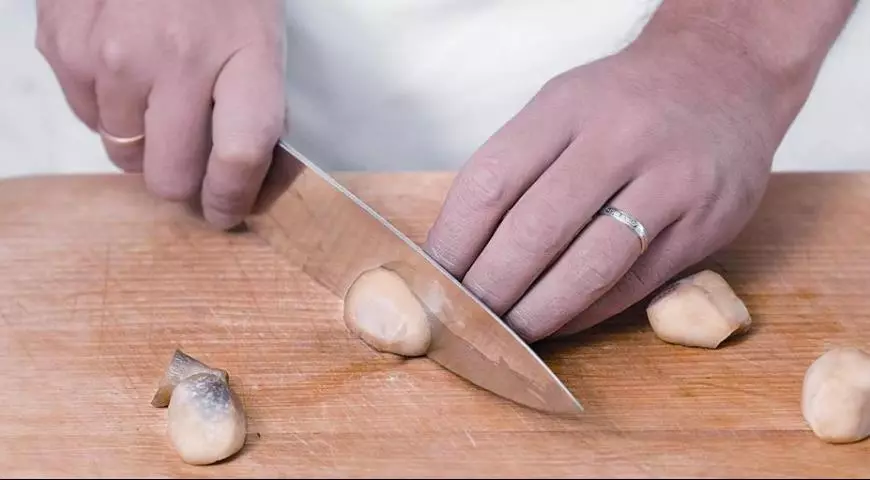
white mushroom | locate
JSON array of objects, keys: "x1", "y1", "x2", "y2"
[
  {"x1": 343, "y1": 266, "x2": 432, "y2": 357},
  {"x1": 151, "y1": 349, "x2": 228, "y2": 408},
  {"x1": 802, "y1": 346, "x2": 870, "y2": 444},
  {"x1": 167, "y1": 372, "x2": 247, "y2": 465},
  {"x1": 646, "y1": 269, "x2": 752, "y2": 349},
  {"x1": 150, "y1": 349, "x2": 247, "y2": 465}
]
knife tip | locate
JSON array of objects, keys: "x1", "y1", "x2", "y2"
[
  {"x1": 559, "y1": 397, "x2": 585, "y2": 417},
  {"x1": 548, "y1": 380, "x2": 585, "y2": 416}
]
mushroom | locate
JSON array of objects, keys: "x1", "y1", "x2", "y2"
[
  {"x1": 646, "y1": 269, "x2": 752, "y2": 349},
  {"x1": 802, "y1": 346, "x2": 870, "y2": 444},
  {"x1": 167, "y1": 372, "x2": 248, "y2": 465},
  {"x1": 343, "y1": 266, "x2": 432, "y2": 357},
  {"x1": 151, "y1": 349, "x2": 228, "y2": 408},
  {"x1": 151, "y1": 349, "x2": 247, "y2": 465}
]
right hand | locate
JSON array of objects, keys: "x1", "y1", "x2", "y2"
[{"x1": 35, "y1": 0, "x2": 291, "y2": 229}]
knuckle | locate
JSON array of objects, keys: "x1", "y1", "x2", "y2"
[
  {"x1": 34, "y1": 31, "x2": 54, "y2": 58},
  {"x1": 535, "y1": 71, "x2": 582, "y2": 113},
  {"x1": 171, "y1": 35, "x2": 195, "y2": 60},
  {"x1": 455, "y1": 157, "x2": 510, "y2": 211},
  {"x1": 577, "y1": 250, "x2": 622, "y2": 297},
  {"x1": 539, "y1": 70, "x2": 575, "y2": 96},
  {"x1": 216, "y1": 139, "x2": 272, "y2": 171},
  {"x1": 98, "y1": 38, "x2": 134, "y2": 76},
  {"x1": 56, "y1": 41, "x2": 84, "y2": 68},
  {"x1": 673, "y1": 157, "x2": 720, "y2": 207},
  {"x1": 168, "y1": 35, "x2": 204, "y2": 67},
  {"x1": 46, "y1": 37, "x2": 91, "y2": 75},
  {"x1": 506, "y1": 205, "x2": 564, "y2": 256}
]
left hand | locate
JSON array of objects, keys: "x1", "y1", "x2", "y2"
[
  {"x1": 35, "y1": 0, "x2": 290, "y2": 230},
  {"x1": 423, "y1": 25, "x2": 803, "y2": 343}
]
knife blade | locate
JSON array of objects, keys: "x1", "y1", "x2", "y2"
[{"x1": 256, "y1": 140, "x2": 583, "y2": 416}]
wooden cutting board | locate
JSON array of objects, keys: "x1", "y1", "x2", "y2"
[{"x1": 1, "y1": 170, "x2": 869, "y2": 478}]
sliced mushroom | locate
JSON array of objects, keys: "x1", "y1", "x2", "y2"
[
  {"x1": 150, "y1": 349, "x2": 247, "y2": 465},
  {"x1": 802, "y1": 346, "x2": 870, "y2": 444},
  {"x1": 343, "y1": 266, "x2": 432, "y2": 357},
  {"x1": 646, "y1": 269, "x2": 752, "y2": 349},
  {"x1": 168, "y1": 372, "x2": 247, "y2": 465},
  {"x1": 151, "y1": 349, "x2": 228, "y2": 408}
]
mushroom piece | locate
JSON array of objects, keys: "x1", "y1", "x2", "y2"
[
  {"x1": 150, "y1": 349, "x2": 247, "y2": 465},
  {"x1": 343, "y1": 266, "x2": 432, "y2": 357},
  {"x1": 646, "y1": 269, "x2": 752, "y2": 349},
  {"x1": 168, "y1": 372, "x2": 248, "y2": 465},
  {"x1": 151, "y1": 349, "x2": 228, "y2": 408},
  {"x1": 802, "y1": 346, "x2": 870, "y2": 444}
]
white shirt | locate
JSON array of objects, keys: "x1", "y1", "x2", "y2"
[
  {"x1": 281, "y1": 0, "x2": 662, "y2": 171},
  {"x1": 280, "y1": 0, "x2": 870, "y2": 173}
]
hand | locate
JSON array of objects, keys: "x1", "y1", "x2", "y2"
[
  {"x1": 35, "y1": 0, "x2": 289, "y2": 229},
  {"x1": 423, "y1": 22, "x2": 808, "y2": 343}
]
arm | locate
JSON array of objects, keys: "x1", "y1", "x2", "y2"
[{"x1": 632, "y1": 0, "x2": 857, "y2": 122}]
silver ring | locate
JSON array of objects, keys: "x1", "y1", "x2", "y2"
[
  {"x1": 598, "y1": 205, "x2": 649, "y2": 254},
  {"x1": 98, "y1": 125, "x2": 145, "y2": 146}
]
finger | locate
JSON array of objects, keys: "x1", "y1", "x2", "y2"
[
  {"x1": 142, "y1": 71, "x2": 214, "y2": 202},
  {"x1": 423, "y1": 90, "x2": 576, "y2": 277},
  {"x1": 47, "y1": 65, "x2": 100, "y2": 132},
  {"x1": 503, "y1": 170, "x2": 686, "y2": 342},
  {"x1": 250, "y1": 142, "x2": 304, "y2": 215},
  {"x1": 550, "y1": 221, "x2": 697, "y2": 339},
  {"x1": 94, "y1": 61, "x2": 150, "y2": 172},
  {"x1": 202, "y1": 47, "x2": 285, "y2": 230},
  {"x1": 35, "y1": 0, "x2": 100, "y2": 130},
  {"x1": 459, "y1": 139, "x2": 635, "y2": 315}
]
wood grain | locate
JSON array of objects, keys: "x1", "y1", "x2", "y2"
[{"x1": 0, "y1": 171, "x2": 869, "y2": 478}]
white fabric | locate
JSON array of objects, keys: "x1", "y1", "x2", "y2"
[
  {"x1": 280, "y1": 0, "x2": 870, "y2": 172},
  {"x1": 282, "y1": 0, "x2": 661, "y2": 171}
]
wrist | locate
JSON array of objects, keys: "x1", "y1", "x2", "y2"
[{"x1": 626, "y1": 1, "x2": 855, "y2": 125}]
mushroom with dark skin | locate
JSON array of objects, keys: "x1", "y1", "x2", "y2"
[{"x1": 150, "y1": 349, "x2": 247, "y2": 465}]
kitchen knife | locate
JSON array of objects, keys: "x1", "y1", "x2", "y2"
[{"x1": 256, "y1": 140, "x2": 583, "y2": 416}]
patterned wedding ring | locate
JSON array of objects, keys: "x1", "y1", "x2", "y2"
[{"x1": 598, "y1": 205, "x2": 649, "y2": 254}]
